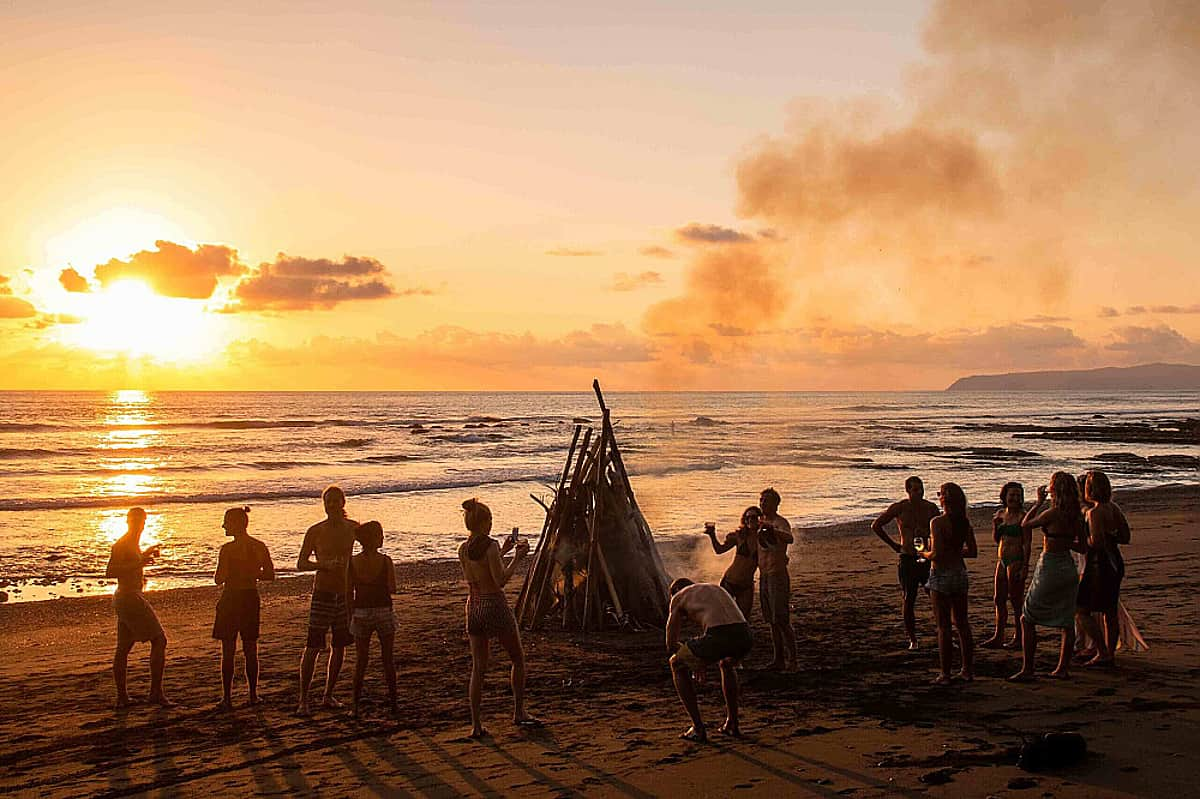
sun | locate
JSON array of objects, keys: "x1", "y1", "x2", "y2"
[{"x1": 64, "y1": 279, "x2": 215, "y2": 361}]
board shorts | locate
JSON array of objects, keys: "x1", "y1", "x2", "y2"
[
  {"x1": 927, "y1": 564, "x2": 969, "y2": 596},
  {"x1": 114, "y1": 591, "x2": 165, "y2": 643},
  {"x1": 759, "y1": 570, "x2": 791, "y2": 625},
  {"x1": 719, "y1": 577, "x2": 754, "y2": 614},
  {"x1": 307, "y1": 590, "x2": 354, "y2": 649},
  {"x1": 1023, "y1": 552, "x2": 1079, "y2": 629},
  {"x1": 465, "y1": 593, "x2": 518, "y2": 639},
  {"x1": 898, "y1": 554, "x2": 931, "y2": 602},
  {"x1": 212, "y1": 587, "x2": 261, "y2": 642},
  {"x1": 675, "y1": 623, "x2": 753, "y2": 670},
  {"x1": 352, "y1": 606, "x2": 397, "y2": 638},
  {"x1": 1077, "y1": 547, "x2": 1124, "y2": 614}
]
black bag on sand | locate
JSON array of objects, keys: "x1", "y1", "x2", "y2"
[{"x1": 1018, "y1": 732, "x2": 1088, "y2": 772}]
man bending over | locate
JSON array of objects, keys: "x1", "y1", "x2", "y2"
[{"x1": 666, "y1": 578, "x2": 753, "y2": 743}]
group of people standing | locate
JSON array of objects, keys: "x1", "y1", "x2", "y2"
[
  {"x1": 867, "y1": 470, "x2": 1137, "y2": 685},
  {"x1": 103, "y1": 469, "x2": 1140, "y2": 743}
]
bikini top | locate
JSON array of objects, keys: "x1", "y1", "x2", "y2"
[
  {"x1": 998, "y1": 523, "x2": 1023, "y2": 538},
  {"x1": 351, "y1": 558, "x2": 392, "y2": 608}
]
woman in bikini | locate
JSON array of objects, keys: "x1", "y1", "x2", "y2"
[
  {"x1": 703, "y1": 506, "x2": 761, "y2": 619},
  {"x1": 1076, "y1": 470, "x2": 1130, "y2": 667},
  {"x1": 981, "y1": 482, "x2": 1031, "y2": 650},
  {"x1": 922, "y1": 482, "x2": 978, "y2": 685},
  {"x1": 348, "y1": 521, "x2": 397, "y2": 718},
  {"x1": 458, "y1": 498, "x2": 539, "y2": 738},
  {"x1": 1009, "y1": 471, "x2": 1087, "y2": 682}
]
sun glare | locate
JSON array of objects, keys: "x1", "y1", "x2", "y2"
[
  {"x1": 44, "y1": 207, "x2": 187, "y2": 268},
  {"x1": 65, "y1": 279, "x2": 214, "y2": 361}
]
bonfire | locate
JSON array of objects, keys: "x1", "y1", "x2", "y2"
[{"x1": 514, "y1": 381, "x2": 671, "y2": 632}]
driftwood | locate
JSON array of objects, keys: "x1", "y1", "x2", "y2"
[{"x1": 515, "y1": 381, "x2": 670, "y2": 632}]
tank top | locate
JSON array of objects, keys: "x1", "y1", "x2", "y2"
[{"x1": 351, "y1": 558, "x2": 392, "y2": 608}]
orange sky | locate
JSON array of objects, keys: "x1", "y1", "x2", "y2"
[{"x1": 2, "y1": 1, "x2": 1197, "y2": 390}]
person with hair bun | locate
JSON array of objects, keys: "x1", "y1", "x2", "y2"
[
  {"x1": 348, "y1": 520, "x2": 397, "y2": 718},
  {"x1": 213, "y1": 506, "x2": 274, "y2": 709},
  {"x1": 457, "y1": 498, "x2": 539, "y2": 738},
  {"x1": 1009, "y1": 471, "x2": 1087, "y2": 682},
  {"x1": 922, "y1": 483, "x2": 978, "y2": 685}
]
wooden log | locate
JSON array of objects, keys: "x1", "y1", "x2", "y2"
[
  {"x1": 581, "y1": 409, "x2": 609, "y2": 632},
  {"x1": 594, "y1": 538, "x2": 624, "y2": 619},
  {"x1": 516, "y1": 424, "x2": 580, "y2": 623}
]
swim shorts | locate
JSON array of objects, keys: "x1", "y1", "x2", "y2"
[
  {"x1": 898, "y1": 554, "x2": 930, "y2": 602},
  {"x1": 212, "y1": 588, "x2": 261, "y2": 642},
  {"x1": 352, "y1": 606, "x2": 397, "y2": 639},
  {"x1": 307, "y1": 590, "x2": 353, "y2": 649},
  {"x1": 114, "y1": 591, "x2": 165, "y2": 643},
  {"x1": 675, "y1": 623, "x2": 753, "y2": 670},
  {"x1": 758, "y1": 570, "x2": 792, "y2": 625}
]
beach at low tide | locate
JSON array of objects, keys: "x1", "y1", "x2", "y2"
[{"x1": 1, "y1": 483, "x2": 1195, "y2": 798}]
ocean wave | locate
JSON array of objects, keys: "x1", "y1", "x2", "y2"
[
  {"x1": 0, "y1": 422, "x2": 65, "y2": 432},
  {"x1": 330, "y1": 437, "x2": 375, "y2": 448},
  {"x1": 0, "y1": 447, "x2": 64, "y2": 459},
  {"x1": 0, "y1": 470, "x2": 560, "y2": 512}
]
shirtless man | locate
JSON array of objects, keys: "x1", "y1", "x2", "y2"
[
  {"x1": 756, "y1": 488, "x2": 797, "y2": 670},
  {"x1": 105, "y1": 507, "x2": 173, "y2": 708},
  {"x1": 871, "y1": 476, "x2": 940, "y2": 650},
  {"x1": 296, "y1": 485, "x2": 358, "y2": 715},
  {"x1": 666, "y1": 578, "x2": 753, "y2": 743},
  {"x1": 213, "y1": 506, "x2": 275, "y2": 709}
]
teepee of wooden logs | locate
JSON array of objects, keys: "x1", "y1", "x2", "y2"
[{"x1": 514, "y1": 380, "x2": 671, "y2": 632}]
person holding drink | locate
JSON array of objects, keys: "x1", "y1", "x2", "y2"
[
  {"x1": 295, "y1": 485, "x2": 359, "y2": 715},
  {"x1": 703, "y1": 507, "x2": 761, "y2": 618}
]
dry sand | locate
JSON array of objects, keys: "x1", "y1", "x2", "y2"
[{"x1": 0, "y1": 484, "x2": 1196, "y2": 798}]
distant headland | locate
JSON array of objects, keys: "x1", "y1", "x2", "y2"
[{"x1": 946, "y1": 363, "x2": 1200, "y2": 391}]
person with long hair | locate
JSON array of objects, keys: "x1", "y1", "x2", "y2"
[
  {"x1": 1009, "y1": 471, "x2": 1087, "y2": 682},
  {"x1": 457, "y1": 498, "x2": 539, "y2": 738},
  {"x1": 980, "y1": 482, "x2": 1031, "y2": 650},
  {"x1": 1076, "y1": 470, "x2": 1129, "y2": 667},
  {"x1": 922, "y1": 482, "x2": 978, "y2": 685},
  {"x1": 703, "y1": 506, "x2": 761, "y2": 618},
  {"x1": 348, "y1": 521, "x2": 397, "y2": 718}
]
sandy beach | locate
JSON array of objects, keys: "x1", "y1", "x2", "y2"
[{"x1": 0, "y1": 483, "x2": 1195, "y2": 798}]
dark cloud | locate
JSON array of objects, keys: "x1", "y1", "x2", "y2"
[
  {"x1": 92, "y1": 241, "x2": 244, "y2": 299},
  {"x1": 1106, "y1": 324, "x2": 1200, "y2": 361},
  {"x1": 58, "y1": 267, "x2": 91, "y2": 293},
  {"x1": 638, "y1": 245, "x2": 675, "y2": 259},
  {"x1": 545, "y1": 248, "x2": 603, "y2": 257},
  {"x1": 675, "y1": 223, "x2": 753, "y2": 244},
  {"x1": 1025, "y1": 314, "x2": 1069, "y2": 323},
  {"x1": 611, "y1": 271, "x2": 663, "y2": 292},
  {"x1": 1099, "y1": 306, "x2": 1120, "y2": 318},
  {"x1": 227, "y1": 254, "x2": 406, "y2": 311},
  {"x1": 1147, "y1": 304, "x2": 1200, "y2": 315}
]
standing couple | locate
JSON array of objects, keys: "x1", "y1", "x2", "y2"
[{"x1": 703, "y1": 487, "x2": 798, "y2": 671}]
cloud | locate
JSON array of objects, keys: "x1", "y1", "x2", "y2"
[
  {"x1": 545, "y1": 248, "x2": 603, "y2": 257},
  {"x1": 1025, "y1": 314, "x2": 1069, "y2": 323},
  {"x1": 675, "y1": 223, "x2": 753, "y2": 244},
  {"x1": 25, "y1": 313, "x2": 83, "y2": 330},
  {"x1": 611, "y1": 271, "x2": 663, "y2": 292},
  {"x1": 58, "y1": 267, "x2": 91, "y2": 293},
  {"x1": 1106, "y1": 324, "x2": 1200, "y2": 362},
  {"x1": 1146, "y1": 304, "x2": 1200, "y2": 315},
  {"x1": 0, "y1": 296, "x2": 37, "y2": 319},
  {"x1": 92, "y1": 241, "x2": 245, "y2": 299},
  {"x1": 638, "y1": 245, "x2": 675, "y2": 259},
  {"x1": 1099, "y1": 306, "x2": 1120, "y2": 318},
  {"x1": 227, "y1": 254, "x2": 407, "y2": 311}
]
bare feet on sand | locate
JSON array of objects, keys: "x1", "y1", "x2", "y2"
[
  {"x1": 514, "y1": 715, "x2": 544, "y2": 729},
  {"x1": 1007, "y1": 670, "x2": 1036, "y2": 683},
  {"x1": 468, "y1": 726, "x2": 488, "y2": 740},
  {"x1": 1047, "y1": 668, "x2": 1070, "y2": 680},
  {"x1": 1003, "y1": 637, "x2": 1022, "y2": 650},
  {"x1": 979, "y1": 634, "x2": 1004, "y2": 649},
  {"x1": 115, "y1": 696, "x2": 142, "y2": 710},
  {"x1": 147, "y1": 694, "x2": 176, "y2": 708},
  {"x1": 931, "y1": 674, "x2": 953, "y2": 686},
  {"x1": 680, "y1": 726, "x2": 707, "y2": 743},
  {"x1": 296, "y1": 701, "x2": 312, "y2": 716},
  {"x1": 1084, "y1": 655, "x2": 1116, "y2": 669},
  {"x1": 956, "y1": 670, "x2": 974, "y2": 683},
  {"x1": 215, "y1": 699, "x2": 234, "y2": 712},
  {"x1": 907, "y1": 640, "x2": 920, "y2": 652},
  {"x1": 718, "y1": 720, "x2": 742, "y2": 738},
  {"x1": 322, "y1": 695, "x2": 345, "y2": 710}
]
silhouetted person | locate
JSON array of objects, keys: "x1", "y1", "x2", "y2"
[
  {"x1": 922, "y1": 483, "x2": 978, "y2": 685},
  {"x1": 665, "y1": 578, "x2": 753, "y2": 743},
  {"x1": 296, "y1": 485, "x2": 358, "y2": 715},
  {"x1": 871, "y1": 476, "x2": 940, "y2": 650},
  {"x1": 458, "y1": 498, "x2": 538, "y2": 739},
  {"x1": 1009, "y1": 472, "x2": 1087, "y2": 682},
  {"x1": 981, "y1": 482, "x2": 1031, "y2": 650},
  {"x1": 349, "y1": 520, "x2": 398, "y2": 718},
  {"x1": 756, "y1": 487, "x2": 796, "y2": 670},
  {"x1": 213, "y1": 506, "x2": 274, "y2": 709},
  {"x1": 105, "y1": 507, "x2": 172, "y2": 708},
  {"x1": 1076, "y1": 470, "x2": 1129, "y2": 667},
  {"x1": 703, "y1": 506, "x2": 761, "y2": 618}
]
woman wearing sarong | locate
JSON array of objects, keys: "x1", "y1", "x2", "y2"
[
  {"x1": 1009, "y1": 471, "x2": 1086, "y2": 682},
  {"x1": 457, "y1": 498, "x2": 540, "y2": 738}
]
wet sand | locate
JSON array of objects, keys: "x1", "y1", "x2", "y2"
[{"x1": 0, "y1": 484, "x2": 1196, "y2": 798}]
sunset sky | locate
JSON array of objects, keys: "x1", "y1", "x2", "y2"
[{"x1": 2, "y1": 0, "x2": 1197, "y2": 390}]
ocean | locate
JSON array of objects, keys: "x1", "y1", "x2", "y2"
[{"x1": 0, "y1": 389, "x2": 1195, "y2": 602}]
